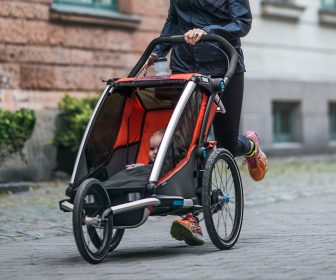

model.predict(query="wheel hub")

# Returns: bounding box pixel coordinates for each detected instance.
[85,215,101,227]
[218,194,231,204]
[211,189,231,212]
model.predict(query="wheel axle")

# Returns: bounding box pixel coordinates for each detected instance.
[218,194,231,204]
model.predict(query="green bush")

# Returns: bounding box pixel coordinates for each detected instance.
[53,95,99,152]
[0,108,36,160]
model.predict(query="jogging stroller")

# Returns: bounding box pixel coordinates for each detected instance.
[59,35,244,264]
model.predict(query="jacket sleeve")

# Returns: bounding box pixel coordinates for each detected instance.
[153,2,178,57]
[202,0,252,41]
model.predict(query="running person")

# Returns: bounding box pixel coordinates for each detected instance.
[149,0,268,246]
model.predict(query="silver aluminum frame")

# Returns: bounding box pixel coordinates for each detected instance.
[83,198,161,228]
[214,94,225,114]
[110,198,161,215]
[149,81,196,183]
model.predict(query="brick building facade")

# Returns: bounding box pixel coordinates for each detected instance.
[0,0,170,181]
[0,0,169,109]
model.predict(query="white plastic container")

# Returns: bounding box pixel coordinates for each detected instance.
[153,57,170,76]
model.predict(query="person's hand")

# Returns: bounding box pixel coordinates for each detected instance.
[126,163,145,170]
[184,28,207,45]
[142,53,158,76]
[147,53,158,67]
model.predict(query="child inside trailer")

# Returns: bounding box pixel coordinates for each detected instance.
[102,129,165,190]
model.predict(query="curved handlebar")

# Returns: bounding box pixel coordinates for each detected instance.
[128,34,238,81]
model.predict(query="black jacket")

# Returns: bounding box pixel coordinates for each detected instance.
[153,0,252,76]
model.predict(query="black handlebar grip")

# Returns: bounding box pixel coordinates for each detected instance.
[128,34,238,81]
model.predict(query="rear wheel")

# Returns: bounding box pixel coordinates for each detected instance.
[202,148,244,249]
[73,179,113,264]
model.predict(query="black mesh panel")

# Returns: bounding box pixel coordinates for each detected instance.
[136,85,183,110]
[85,93,125,172]
[159,89,202,177]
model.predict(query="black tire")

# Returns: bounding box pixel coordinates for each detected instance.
[87,227,124,252]
[202,148,244,249]
[73,178,113,264]
[109,229,125,252]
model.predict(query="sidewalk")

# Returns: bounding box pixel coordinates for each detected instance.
[0,155,336,279]
[0,192,335,280]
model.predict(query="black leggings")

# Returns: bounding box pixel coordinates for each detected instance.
[213,73,251,157]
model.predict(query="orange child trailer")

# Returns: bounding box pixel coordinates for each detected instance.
[59,35,244,264]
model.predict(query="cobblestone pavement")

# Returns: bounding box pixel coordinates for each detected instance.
[0,155,336,279]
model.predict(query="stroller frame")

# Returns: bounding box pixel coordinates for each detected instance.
[59,35,244,264]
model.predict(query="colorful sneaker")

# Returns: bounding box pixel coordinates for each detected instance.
[170,214,204,246]
[243,130,268,181]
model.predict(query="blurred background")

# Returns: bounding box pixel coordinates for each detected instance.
[0,0,335,182]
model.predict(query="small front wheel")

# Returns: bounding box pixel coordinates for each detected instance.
[202,148,244,249]
[73,178,113,264]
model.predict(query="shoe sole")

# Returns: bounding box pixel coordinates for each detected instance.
[170,221,204,246]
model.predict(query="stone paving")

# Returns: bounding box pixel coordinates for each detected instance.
[0,155,336,279]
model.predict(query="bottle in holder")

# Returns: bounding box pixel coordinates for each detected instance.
[153,57,170,76]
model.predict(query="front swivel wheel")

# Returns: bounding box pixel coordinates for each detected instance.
[73,178,113,264]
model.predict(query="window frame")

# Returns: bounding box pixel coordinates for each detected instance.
[321,0,336,9]
[53,0,118,11]
[260,0,306,22]
[273,101,301,143]
[50,0,140,29]
[329,103,336,141]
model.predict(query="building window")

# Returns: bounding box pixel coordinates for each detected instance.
[319,0,336,26]
[53,0,117,11]
[51,0,140,29]
[329,103,336,141]
[260,0,305,21]
[321,0,336,9]
[273,102,301,143]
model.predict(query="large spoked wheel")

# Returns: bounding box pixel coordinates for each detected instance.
[73,178,113,264]
[202,148,244,250]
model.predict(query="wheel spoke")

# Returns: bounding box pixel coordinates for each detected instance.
[225,203,234,225]
[226,172,233,194]
[216,208,224,232]
[223,208,228,238]
[213,162,219,189]
[216,212,221,231]
[213,164,219,190]
[227,180,234,196]
[210,203,220,215]
[223,162,228,193]
[211,181,219,189]
[217,161,225,192]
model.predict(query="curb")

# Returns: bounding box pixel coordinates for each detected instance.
[0,182,33,194]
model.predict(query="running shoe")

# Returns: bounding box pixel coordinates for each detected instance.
[170,214,204,246]
[243,130,268,181]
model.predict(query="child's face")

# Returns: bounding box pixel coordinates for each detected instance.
[149,134,162,162]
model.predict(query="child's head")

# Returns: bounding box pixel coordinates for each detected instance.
[149,129,165,162]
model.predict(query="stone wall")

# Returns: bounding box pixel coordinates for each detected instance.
[0,0,170,181]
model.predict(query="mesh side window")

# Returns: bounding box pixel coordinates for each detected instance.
[160,89,202,177]
[85,93,125,172]
[136,85,183,110]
